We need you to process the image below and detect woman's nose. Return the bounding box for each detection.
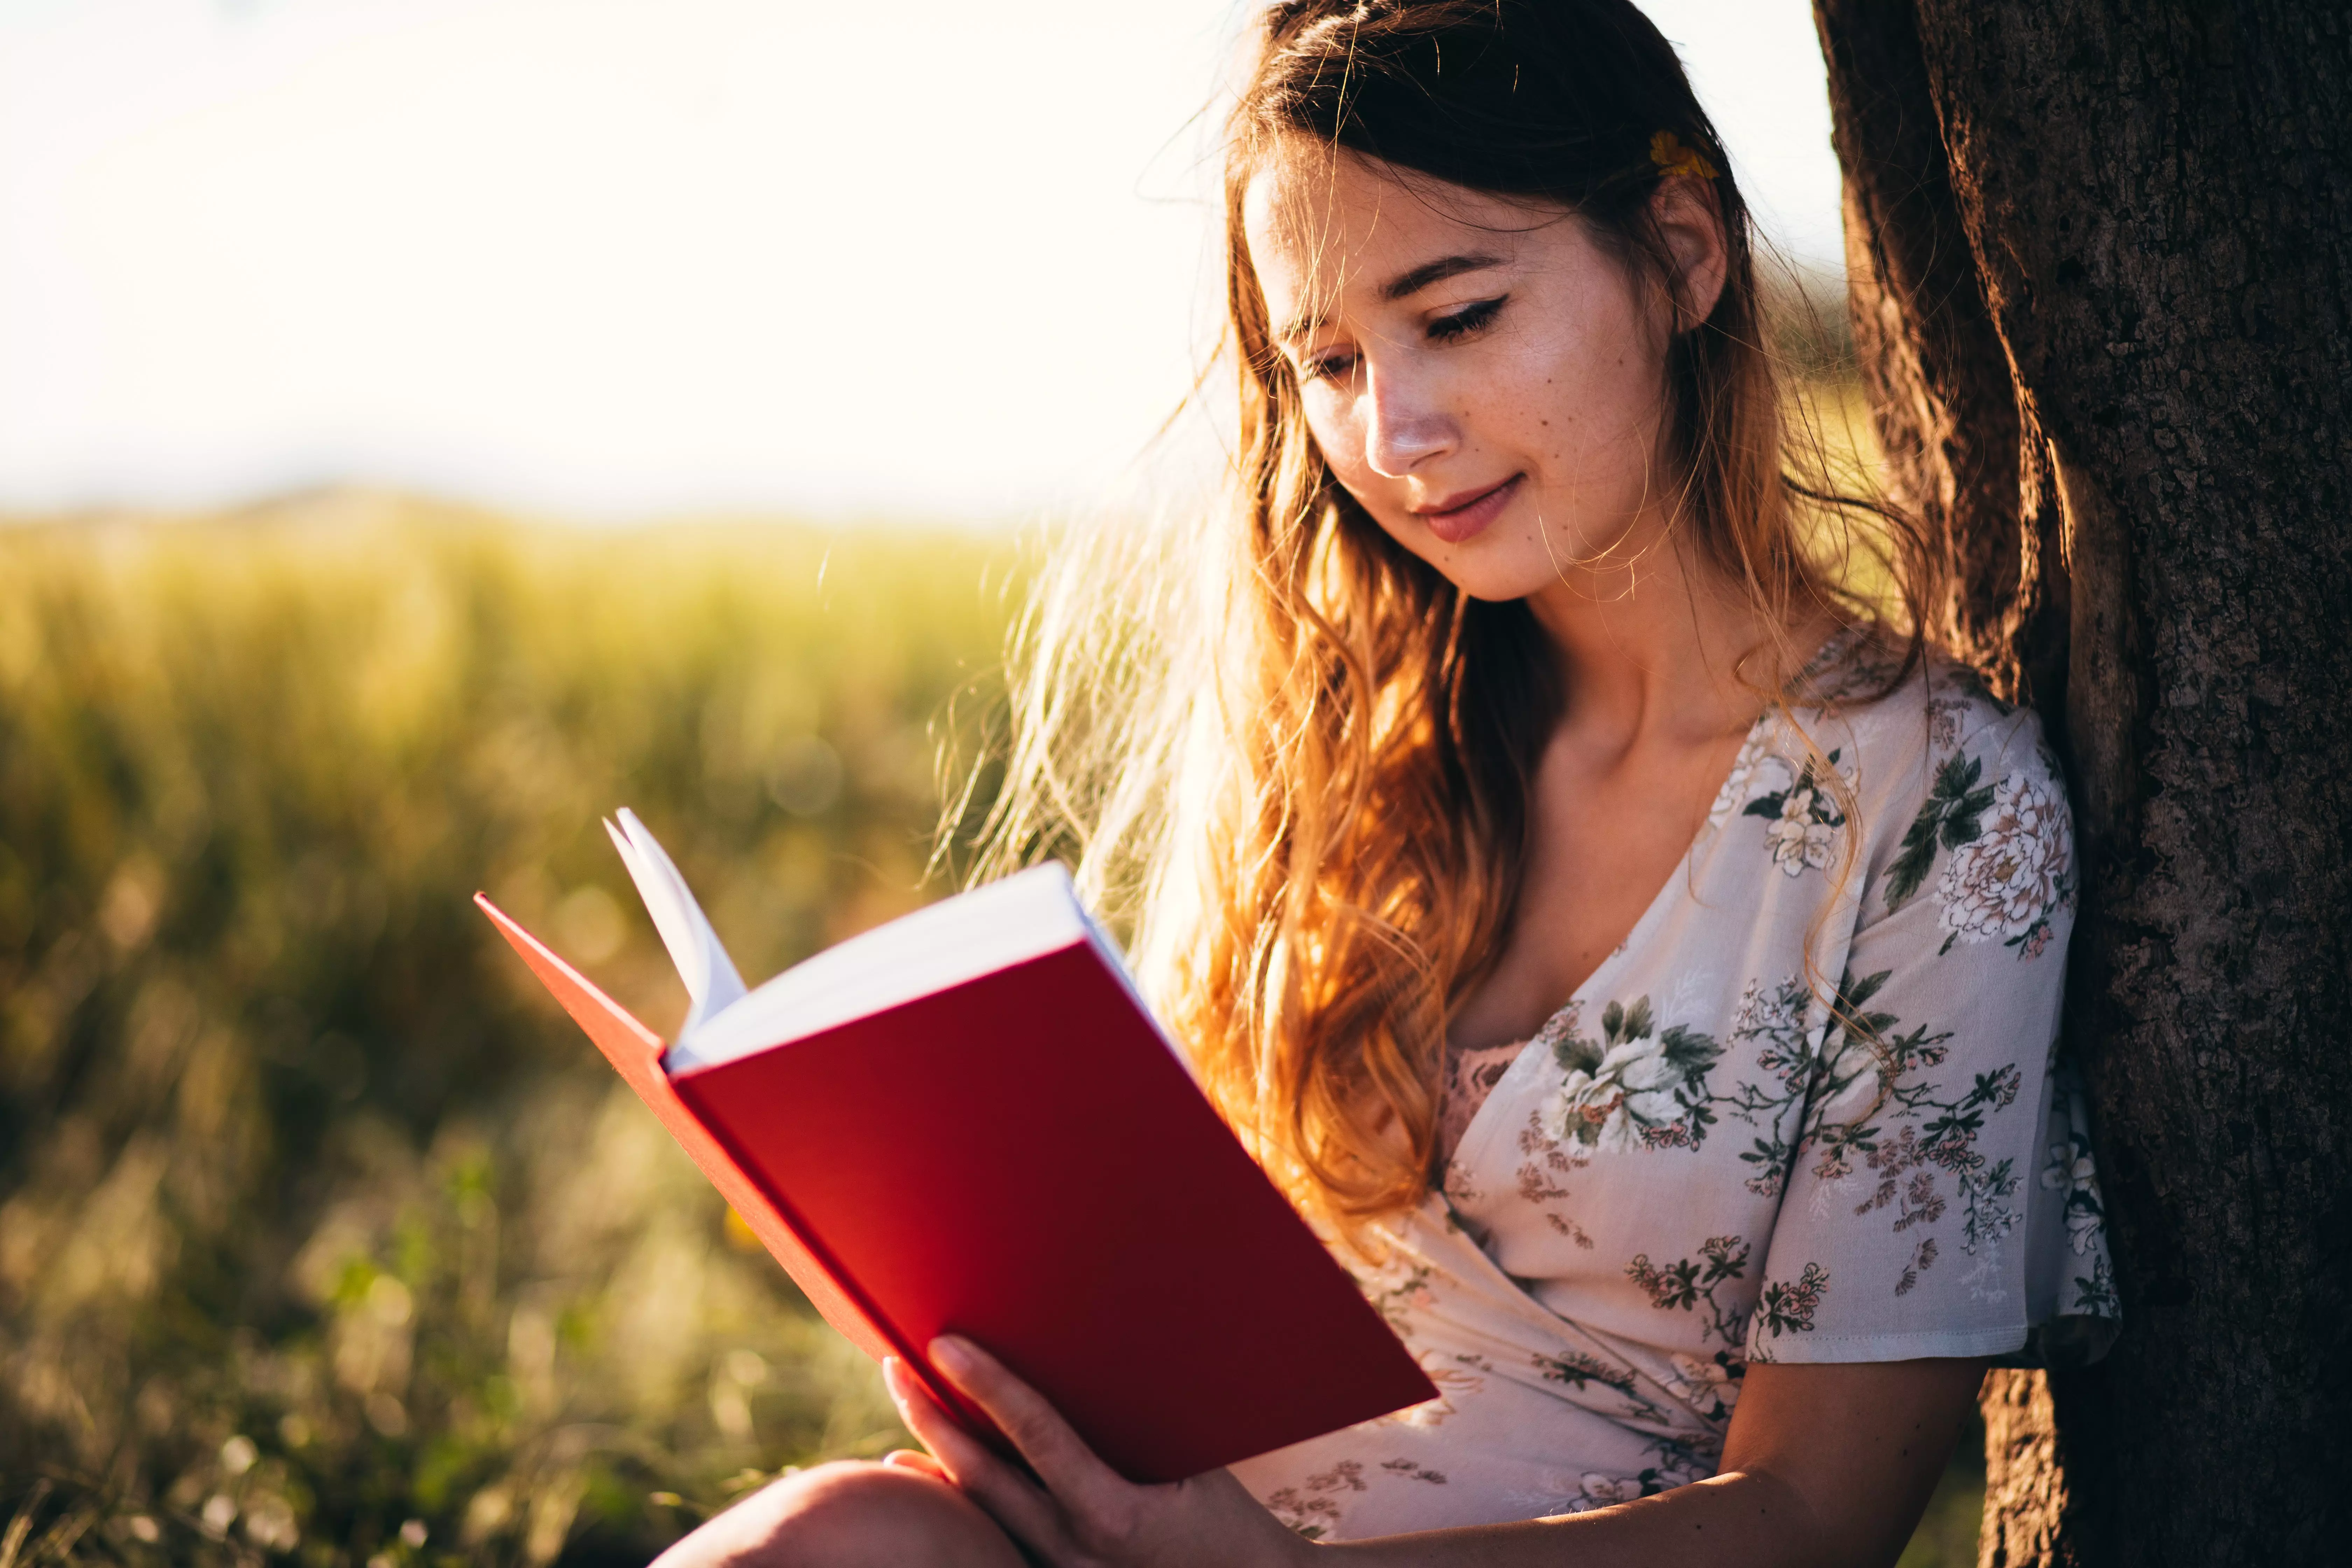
[1362,369,1454,477]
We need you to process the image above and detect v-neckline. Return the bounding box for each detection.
[1512,703,1768,1042]
[1498,622,1858,1042]
[1437,624,1861,1174]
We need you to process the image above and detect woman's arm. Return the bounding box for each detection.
[891,1337,1985,1568]
[1324,1358,1984,1568]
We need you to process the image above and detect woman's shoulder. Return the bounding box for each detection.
[1798,625,2058,779]
[1790,626,2074,933]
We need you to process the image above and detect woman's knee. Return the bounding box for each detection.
[649,1460,1025,1568]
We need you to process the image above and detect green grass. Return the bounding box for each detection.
[0,483,1981,1564]
[0,495,1018,1563]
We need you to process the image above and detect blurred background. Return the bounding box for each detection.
[0,2,1976,1563]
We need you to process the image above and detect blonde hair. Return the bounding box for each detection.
[953,0,1933,1239]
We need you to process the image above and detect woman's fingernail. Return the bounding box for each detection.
[930,1337,972,1375]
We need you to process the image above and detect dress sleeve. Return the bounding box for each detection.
[1742,698,2112,1364]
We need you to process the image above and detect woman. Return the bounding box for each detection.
[662,2,2115,1562]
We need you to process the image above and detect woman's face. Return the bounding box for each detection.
[1242,148,1705,602]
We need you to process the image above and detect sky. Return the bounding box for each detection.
[0,0,1845,523]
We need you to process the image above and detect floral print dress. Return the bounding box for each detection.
[1228,632,2119,1542]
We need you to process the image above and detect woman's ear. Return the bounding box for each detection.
[1647,175,1730,331]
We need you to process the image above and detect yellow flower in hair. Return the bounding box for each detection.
[1650,130,1719,181]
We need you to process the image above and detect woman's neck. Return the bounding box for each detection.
[1521,525,1822,754]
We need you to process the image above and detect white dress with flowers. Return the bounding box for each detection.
[1227,633,2119,1542]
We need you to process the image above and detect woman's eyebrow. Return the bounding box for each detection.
[1274,251,1509,342]
[1381,251,1507,301]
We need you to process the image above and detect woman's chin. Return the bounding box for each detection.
[1414,552,1577,605]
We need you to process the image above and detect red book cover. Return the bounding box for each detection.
[475,819,1435,1483]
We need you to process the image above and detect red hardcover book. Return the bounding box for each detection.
[475,810,1435,1483]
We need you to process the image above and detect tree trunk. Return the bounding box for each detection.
[1811,0,2064,705]
[1814,3,2352,1564]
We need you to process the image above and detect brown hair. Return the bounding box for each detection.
[959,0,1931,1239]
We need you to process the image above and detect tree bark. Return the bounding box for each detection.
[1815,3,2352,1564]
[1975,1366,2076,1568]
[1812,0,2065,704]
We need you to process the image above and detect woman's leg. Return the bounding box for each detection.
[648,1461,1027,1568]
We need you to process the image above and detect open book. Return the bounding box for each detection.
[475,810,1435,1483]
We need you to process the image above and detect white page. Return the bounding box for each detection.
[673,862,1096,1069]
[604,808,747,1040]
[604,810,1127,1074]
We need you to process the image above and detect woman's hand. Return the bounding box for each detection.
[883,1337,1314,1568]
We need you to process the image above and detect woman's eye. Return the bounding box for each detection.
[1294,298,1501,383]
[1300,350,1358,384]
[1428,295,1506,342]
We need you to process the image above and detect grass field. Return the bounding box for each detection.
[0,475,1982,1565]
[0,494,1015,1563]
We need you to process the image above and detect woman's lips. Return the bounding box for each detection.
[1414,473,1523,544]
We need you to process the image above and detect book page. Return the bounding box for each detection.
[604,808,748,1039]
[673,862,1095,1070]
[605,812,1175,1075]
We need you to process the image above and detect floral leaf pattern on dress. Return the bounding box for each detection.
[1263,1461,1368,1539]
[1885,751,1997,910]
[1763,964,2030,1295]
[1799,968,1962,1180]
[1816,1035,2025,1301]
[1512,1113,1595,1247]
[1661,1350,1744,1424]
[2073,1255,2120,1317]
[1538,997,1722,1153]
[1935,769,2073,957]
[1698,974,1869,1197]
[1626,1234,1752,1350]
[1530,1346,1679,1431]
[1956,1156,2024,1276]
[1707,725,1791,827]
[1626,1235,1751,1423]
[1742,747,1850,876]
[1687,968,1911,1204]
[1380,1458,1448,1484]
[1385,1347,1495,1431]
[1851,1127,1957,1296]
[2038,1059,2116,1305]
[1553,1437,1713,1515]
[2021,1059,2119,1334]
[1533,1348,1641,1398]
[1753,1261,1829,1342]
[1925,695,1973,751]
[1885,1064,2022,1241]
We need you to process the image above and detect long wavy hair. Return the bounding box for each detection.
[953,0,1932,1240]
